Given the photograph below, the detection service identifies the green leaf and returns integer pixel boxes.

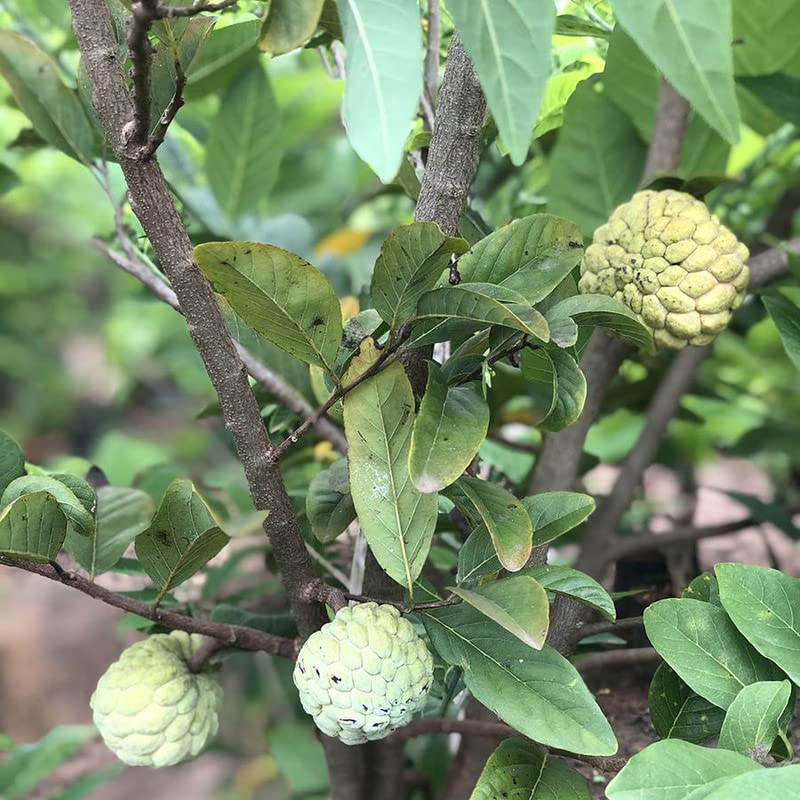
[48,473,96,515]
[649,663,725,743]
[522,564,616,622]
[306,467,356,543]
[546,294,654,351]
[370,222,469,330]
[522,492,595,548]
[409,364,489,493]
[609,0,740,142]
[605,739,761,800]
[195,241,342,372]
[455,215,584,304]
[457,524,501,585]
[732,0,800,76]
[338,0,423,182]
[55,766,124,800]
[421,602,617,756]
[259,0,325,55]
[719,680,792,756]
[447,0,555,165]
[548,81,646,240]
[205,62,282,219]
[1,475,94,537]
[0,431,25,497]
[452,575,549,650]
[135,478,229,603]
[764,294,800,370]
[211,604,296,637]
[0,492,67,563]
[411,286,550,347]
[683,765,800,799]
[736,74,800,126]
[643,598,784,709]
[342,339,437,594]
[185,20,260,96]
[683,571,721,604]
[556,13,611,39]
[0,31,96,162]
[445,476,532,572]
[470,738,591,800]
[0,725,96,800]
[520,348,587,432]
[267,722,329,795]
[64,487,154,579]
[716,562,800,684]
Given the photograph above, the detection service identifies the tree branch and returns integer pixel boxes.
[391,718,627,772]
[89,238,348,453]
[154,0,238,17]
[573,647,661,672]
[424,0,441,110]
[139,58,186,158]
[643,82,691,177]
[0,557,295,658]
[125,0,159,150]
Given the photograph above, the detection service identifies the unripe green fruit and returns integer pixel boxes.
[578,189,749,350]
[91,631,222,767]
[293,602,434,745]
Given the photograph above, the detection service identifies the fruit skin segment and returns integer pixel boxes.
[579,189,749,350]
[293,602,434,745]
[91,631,222,767]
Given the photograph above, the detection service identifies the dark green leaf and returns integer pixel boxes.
[259,0,325,55]
[210,604,296,637]
[48,473,96,515]
[649,663,725,743]
[370,222,469,329]
[732,0,800,76]
[470,738,590,799]
[555,14,611,38]
[342,339,437,595]
[522,564,616,622]
[0,431,25,497]
[719,680,792,756]
[135,478,229,603]
[522,492,595,548]
[716,563,800,684]
[1,475,94,536]
[421,602,617,756]
[763,294,800,370]
[195,241,342,372]
[457,524,501,585]
[306,468,356,542]
[520,348,587,432]
[409,364,489,493]
[446,477,533,572]
[0,492,67,563]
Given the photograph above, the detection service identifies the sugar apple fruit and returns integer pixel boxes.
[91,631,222,767]
[578,189,749,350]
[293,602,434,745]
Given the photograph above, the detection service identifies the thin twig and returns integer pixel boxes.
[187,637,228,672]
[575,616,644,640]
[0,557,295,658]
[574,646,661,672]
[424,0,441,110]
[140,59,186,158]
[390,718,627,772]
[154,0,238,17]
[125,0,159,150]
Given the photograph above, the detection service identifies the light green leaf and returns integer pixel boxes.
[421,602,617,756]
[609,0,740,142]
[0,431,25,497]
[64,487,154,579]
[135,478,229,603]
[470,738,590,800]
[683,765,800,799]
[522,492,595,548]
[185,20,261,96]
[342,339,437,595]
[54,766,124,800]
[732,0,800,77]
[764,294,800,370]
[716,562,800,684]
[522,564,616,622]
[48,473,96,515]
[520,348,587,432]
[457,524,501,585]
[0,492,67,563]
[409,364,489,493]
[456,215,584,303]
[339,0,423,182]
[306,468,356,543]
[370,222,469,329]
[719,680,792,756]
[649,663,725,743]
[447,0,555,165]
[0,31,96,162]
[446,476,532,572]
[1,475,94,537]
[546,294,654,351]
[259,0,325,55]
[452,575,549,650]
[195,241,342,372]
[605,739,761,800]
[643,598,784,709]
[205,62,282,219]
[411,286,550,347]
[548,80,646,240]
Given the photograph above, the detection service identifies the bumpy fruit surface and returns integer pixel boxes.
[293,602,434,745]
[91,631,222,767]
[578,189,749,350]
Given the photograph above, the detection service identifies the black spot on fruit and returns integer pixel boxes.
[568,240,583,249]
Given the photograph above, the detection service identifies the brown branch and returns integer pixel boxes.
[391,718,627,772]
[424,0,441,111]
[0,557,295,658]
[89,238,348,453]
[574,646,661,672]
[187,637,229,672]
[575,616,644,640]
[749,237,800,288]
[140,59,186,158]
[643,81,691,177]
[125,0,159,150]
[154,0,237,17]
